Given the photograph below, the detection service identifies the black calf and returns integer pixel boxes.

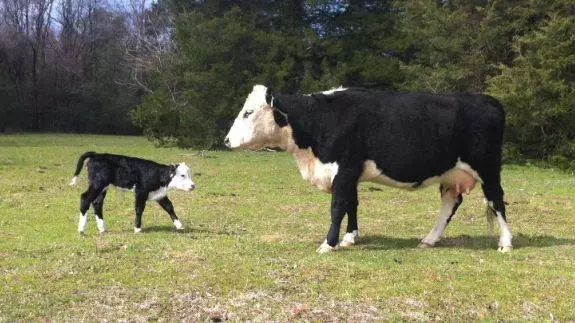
[70,151,195,233]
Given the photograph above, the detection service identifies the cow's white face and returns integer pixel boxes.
[224,85,282,149]
[168,163,195,191]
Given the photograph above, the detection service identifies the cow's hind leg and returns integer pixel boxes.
[419,185,462,248]
[339,198,359,247]
[482,181,512,252]
[92,189,108,233]
[78,184,104,234]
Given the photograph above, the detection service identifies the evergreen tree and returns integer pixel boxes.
[487,1,575,165]
[132,1,311,147]
[131,0,575,170]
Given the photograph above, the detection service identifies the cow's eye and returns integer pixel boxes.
[181,174,185,178]
[243,110,254,118]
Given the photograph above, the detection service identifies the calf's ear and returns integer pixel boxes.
[169,164,177,177]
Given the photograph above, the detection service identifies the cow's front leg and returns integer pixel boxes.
[339,191,359,248]
[317,167,360,254]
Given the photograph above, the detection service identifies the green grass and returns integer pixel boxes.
[1,134,574,321]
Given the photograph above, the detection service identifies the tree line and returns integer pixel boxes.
[1,0,573,168]
[0,0,154,134]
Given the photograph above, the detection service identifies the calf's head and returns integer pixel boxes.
[168,163,195,191]
[224,85,285,149]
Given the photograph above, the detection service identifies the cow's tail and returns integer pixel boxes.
[69,151,96,186]
[484,199,496,232]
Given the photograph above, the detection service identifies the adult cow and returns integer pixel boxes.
[224,85,512,253]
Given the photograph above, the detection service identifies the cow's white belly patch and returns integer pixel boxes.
[300,158,339,192]
[360,159,483,190]
[291,145,482,193]
[291,148,339,192]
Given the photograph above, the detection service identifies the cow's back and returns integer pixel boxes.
[347,91,504,183]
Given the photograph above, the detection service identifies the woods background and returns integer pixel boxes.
[0,0,573,167]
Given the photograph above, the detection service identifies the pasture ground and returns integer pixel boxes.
[1,134,574,321]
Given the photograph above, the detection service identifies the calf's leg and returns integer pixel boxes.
[157,196,183,229]
[134,192,148,233]
[78,184,104,234]
[91,190,108,233]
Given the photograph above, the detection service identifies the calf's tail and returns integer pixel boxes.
[69,151,96,186]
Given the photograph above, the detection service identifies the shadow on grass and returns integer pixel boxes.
[359,233,575,251]
[142,225,190,233]
[143,225,246,236]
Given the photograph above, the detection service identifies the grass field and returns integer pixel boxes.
[1,134,574,321]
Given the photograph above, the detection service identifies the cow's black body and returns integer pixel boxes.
[268,88,507,248]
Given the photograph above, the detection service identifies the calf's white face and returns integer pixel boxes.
[168,163,195,191]
[224,85,281,149]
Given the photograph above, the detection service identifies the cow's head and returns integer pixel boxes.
[224,85,286,149]
[168,163,195,191]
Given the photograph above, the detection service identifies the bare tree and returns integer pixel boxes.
[116,0,180,103]
[0,0,159,133]
[0,0,55,129]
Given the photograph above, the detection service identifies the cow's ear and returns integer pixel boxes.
[273,109,288,127]
[169,164,177,177]
[265,87,274,106]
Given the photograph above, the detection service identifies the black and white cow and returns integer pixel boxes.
[69,152,195,234]
[224,85,512,253]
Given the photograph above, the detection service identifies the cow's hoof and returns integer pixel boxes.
[418,242,434,249]
[78,230,85,236]
[316,240,336,254]
[134,227,142,233]
[173,219,183,230]
[339,240,354,248]
[339,232,358,248]
[498,246,512,253]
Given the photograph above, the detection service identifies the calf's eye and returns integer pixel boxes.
[181,175,185,178]
[243,110,254,118]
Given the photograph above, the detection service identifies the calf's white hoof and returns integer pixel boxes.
[498,246,512,253]
[173,219,183,230]
[78,213,88,233]
[96,218,105,234]
[316,240,336,254]
[134,227,142,233]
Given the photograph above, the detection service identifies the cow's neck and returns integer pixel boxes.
[273,94,313,117]
[277,126,335,192]
[276,126,295,151]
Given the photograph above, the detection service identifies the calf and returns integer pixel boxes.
[69,152,195,234]
[224,85,512,253]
